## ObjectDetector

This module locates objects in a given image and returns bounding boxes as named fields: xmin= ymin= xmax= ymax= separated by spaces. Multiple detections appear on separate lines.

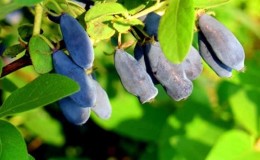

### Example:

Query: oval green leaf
xmin=87 ymin=21 xmax=115 ymax=41
xmin=3 ymin=44 xmax=25 ymax=58
xmin=0 ymin=74 xmax=80 ymax=117
xmin=85 ymin=2 xmax=128 ymax=22
xmin=158 ymin=0 xmax=195 ymax=64
xmin=0 ymin=120 xmax=28 ymax=160
xmin=113 ymin=22 xmax=131 ymax=33
xmin=29 ymin=35 xmax=53 ymax=74
xmin=18 ymin=24 xmax=33 ymax=42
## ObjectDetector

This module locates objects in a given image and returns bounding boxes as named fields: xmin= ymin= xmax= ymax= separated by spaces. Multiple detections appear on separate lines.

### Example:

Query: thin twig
xmin=1 ymin=55 xmax=32 ymax=78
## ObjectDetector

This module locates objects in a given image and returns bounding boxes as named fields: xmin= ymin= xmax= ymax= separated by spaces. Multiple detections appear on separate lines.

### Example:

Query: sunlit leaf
xmin=206 ymin=130 xmax=260 ymax=160
xmin=87 ymin=21 xmax=115 ymax=41
xmin=113 ymin=22 xmax=131 ymax=33
xmin=85 ymin=2 xmax=128 ymax=22
xmin=229 ymin=90 xmax=258 ymax=136
xmin=194 ymin=0 xmax=230 ymax=9
xmin=158 ymin=0 xmax=194 ymax=63
xmin=22 ymin=108 xmax=64 ymax=146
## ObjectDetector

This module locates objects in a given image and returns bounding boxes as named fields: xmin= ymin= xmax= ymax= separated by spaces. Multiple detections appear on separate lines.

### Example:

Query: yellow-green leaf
xmin=158 ymin=0 xmax=194 ymax=64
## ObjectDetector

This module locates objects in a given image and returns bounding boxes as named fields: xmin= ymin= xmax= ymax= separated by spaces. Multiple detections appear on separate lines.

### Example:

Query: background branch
xmin=1 ymin=55 xmax=32 ymax=78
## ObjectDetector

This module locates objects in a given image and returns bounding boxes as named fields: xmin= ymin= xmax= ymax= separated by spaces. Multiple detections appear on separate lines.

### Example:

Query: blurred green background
xmin=1 ymin=0 xmax=260 ymax=159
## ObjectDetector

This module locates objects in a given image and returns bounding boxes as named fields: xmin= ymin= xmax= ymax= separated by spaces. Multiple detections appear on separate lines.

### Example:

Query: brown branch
xmin=1 ymin=55 xmax=32 ymax=78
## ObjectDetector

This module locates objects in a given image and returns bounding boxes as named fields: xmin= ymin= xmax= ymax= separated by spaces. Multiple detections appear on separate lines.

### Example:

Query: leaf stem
xmin=130 ymin=1 xmax=168 ymax=19
xmin=39 ymin=35 xmax=55 ymax=50
xmin=33 ymin=3 xmax=43 ymax=35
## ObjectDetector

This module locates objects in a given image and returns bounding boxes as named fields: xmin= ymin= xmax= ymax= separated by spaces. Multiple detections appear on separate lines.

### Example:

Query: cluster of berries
xmin=113 ymin=12 xmax=245 ymax=103
xmin=52 ymin=14 xmax=111 ymax=125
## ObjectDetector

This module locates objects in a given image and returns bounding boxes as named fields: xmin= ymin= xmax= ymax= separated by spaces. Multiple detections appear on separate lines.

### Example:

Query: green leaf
xmin=114 ymin=17 xmax=144 ymax=26
xmin=92 ymin=85 xmax=170 ymax=141
xmin=87 ymin=21 xmax=115 ymax=41
xmin=206 ymin=130 xmax=259 ymax=160
xmin=0 ymin=74 xmax=80 ymax=117
xmin=229 ymin=90 xmax=258 ymax=136
xmin=85 ymin=2 xmax=128 ymax=22
xmin=18 ymin=24 xmax=34 ymax=42
xmin=2 ymin=44 xmax=25 ymax=58
xmin=122 ymin=0 xmax=147 ymax=15
xmin=28 ymin=155 xmax=35 ymax=160
xmin=158 ymin=0 xmax=195 ymax=63
xmin=29 ymin=35 xmax=53 ymax=74
xmin=113 ymin=22 xmax=131 ymax=33
xmin=0 ymin=138 xmax=2 ymax=159
xmin=13 ymin=0 xmax=43 ymax=6
xmin=22 ymin=108 xmax=64 ymax=146
xmin=0 ymin=120 xmax=28 ymax=160
xmin=0 ymin=58 xmax=3 ymax=76
xmin=185 ymin=116 xmax=225 ymax=145
xmin=194 ymin=0 xmax=230 ymax=9
xmin=0 ymin=78 xmax=18 ymax=93
xmin=158 ymin=113 xmax=225 ymax=160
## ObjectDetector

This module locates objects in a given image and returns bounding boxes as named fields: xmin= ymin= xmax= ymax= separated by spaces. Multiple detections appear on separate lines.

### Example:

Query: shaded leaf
xmin=92 ymin=87 xmax=170 ymax=141
xmin=0 ymin=78 xmax=18 ymax=92
xmin=18 ymin=24 xmax=34 ymax=42
xmin=0 ymin=120 xmax=28 ymax=160
xmin=3 ymin=44 xmax=25 ymax=58
xmin=122 ymin=0 xmax=147 ymax=15
xmin=28 ymin=154 xmax=35 ymax=160
xmin=0 ymin=74 xmax=80 ymax=117
xmin=0 ymin=58 xmax=3 ymax=76
xmin=158 ymin=0 xmax=194 ymax=63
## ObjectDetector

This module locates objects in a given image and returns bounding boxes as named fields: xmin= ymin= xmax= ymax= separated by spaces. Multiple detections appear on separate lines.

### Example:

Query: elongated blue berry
xmin=198 ymin=32 xmax=232 ymax=77
xmin=53 ymin=50 xmax=96 ymax=107
xmin=91 ymin=80 xmax=112 ymax=119
xmin=114 ymin=49 xmax=158 ymax=103
xmin=144 ymin=12 xmax=161 ymax=40
xmin=181 ymin=46 xmax=203 ymax=80
xmin=198 ymin=14 xmax=245 ymax=71
xmin=60 ymin=13 xmax=94 ymax=69
xmin=134 ymin=43 xmax=159 ymax=84
xmin=59 ymin=97 xmax=91 ymax=125
xmin=145 ymin=42 xmax=193 ymax=101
